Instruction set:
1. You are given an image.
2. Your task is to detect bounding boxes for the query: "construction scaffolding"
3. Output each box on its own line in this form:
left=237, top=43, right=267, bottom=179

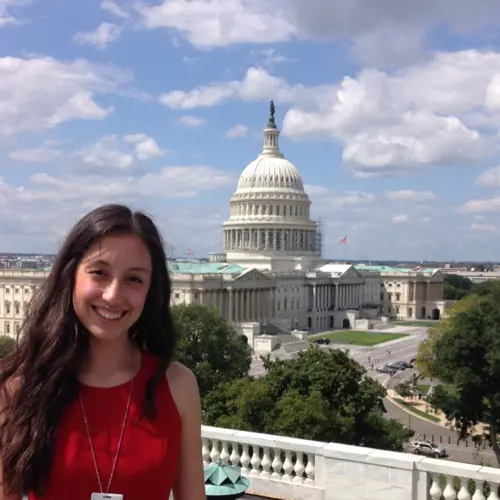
left=315, top=219, right=323, bottom=257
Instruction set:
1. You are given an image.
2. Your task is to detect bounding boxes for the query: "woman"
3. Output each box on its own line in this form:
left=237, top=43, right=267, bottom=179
left=0, top=204, right=206, bottom=500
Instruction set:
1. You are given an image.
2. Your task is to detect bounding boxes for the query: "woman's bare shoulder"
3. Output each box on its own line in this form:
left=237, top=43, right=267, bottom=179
left=166, top=362, right=200, bottom=416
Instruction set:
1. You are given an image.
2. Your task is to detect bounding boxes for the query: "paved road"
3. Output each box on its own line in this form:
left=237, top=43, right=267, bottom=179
left=384, top=397, right=496, bottom=465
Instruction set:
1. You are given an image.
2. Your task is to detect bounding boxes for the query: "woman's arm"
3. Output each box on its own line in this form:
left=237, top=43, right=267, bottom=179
left=167, top=363, right=206, bottom=500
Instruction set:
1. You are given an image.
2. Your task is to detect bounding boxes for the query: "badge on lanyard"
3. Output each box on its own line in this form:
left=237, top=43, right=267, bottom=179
left=91, top=494, right=124, bottom=500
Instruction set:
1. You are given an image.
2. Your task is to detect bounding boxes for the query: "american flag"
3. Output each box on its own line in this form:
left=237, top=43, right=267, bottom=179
left=338, top=235, right=347, bottom=244
left=186, top=249, right=194, bottom=256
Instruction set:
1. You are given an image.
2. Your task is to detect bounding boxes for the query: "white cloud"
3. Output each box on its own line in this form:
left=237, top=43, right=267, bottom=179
left=73, top=134, right=166, bottom=173
left=137, top=0, right=295, bottom=49
left=476, top=166, right=500, bottom=188
left=159, top=50, right=500, bottom=177
left=29, top=165, right=234, bottom=200
left=134, top=137, right=165, bottom=160
left=178, top=115, right=205, bottom=127
left=225, top=124, right=247, bottom=138
left=459, top=197, right=500, bottom=214
left=469, top=222, right=496, bottom=232
left=135, top=0, right=500, bottom=65
left=74, top=22, right=122, bottom=50
left=9, top=147, right=62, bottom=163
left=385, top=190, right=438, bottom=202
left=0, top=0, right=29, bottom=26
left=392, top=214, right=409, bottom=224
left=101, top=0, right=129, bottom=19
left=306, top=185, right=376, bottom=211
left=0, top=163, right=235, bottom=251
left=0, top=56, right=130, bottom=136
left=182, top=56, right=198, bottom=66
left=282, top=50, right=500, bottom=176
left=250, top=48, right=291, bottom=69
left=75, top=135, right=135, bottom=173
left=123, top=133, right=147, bottom=144
left=159, top=67, right=303, bottom=109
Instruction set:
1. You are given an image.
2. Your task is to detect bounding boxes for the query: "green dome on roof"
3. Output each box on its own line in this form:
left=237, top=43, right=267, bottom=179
left=204, top=459, right=250, bottom=499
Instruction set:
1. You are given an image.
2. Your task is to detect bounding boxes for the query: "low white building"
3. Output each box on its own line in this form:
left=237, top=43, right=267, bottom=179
left=356, top=265, right=445, bottom=320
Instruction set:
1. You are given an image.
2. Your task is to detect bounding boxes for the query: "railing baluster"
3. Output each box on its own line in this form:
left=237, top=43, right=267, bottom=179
left=209, top=439, right=220, bottom=464
left=229, top=442, right=240, bottom=467
left=443, top=475, right=457, bottom=500
left=473, top=481, right=486, bottom=500
left=271, top=447, right=283, bottom=479
left=292, top=451, right=305, bottom=484
left=220, top=440, right=230, bottom=465
left=429, top=473, right=443, bottom=500
left=240, top=443, right=251, bottom=474
left=202, top=438, right=210, bottom=465
left=458, top=478, right=472, bottom=500
left=260, top=446, right=272, bottom=478
left=250, top=445, right=261, bottom=476
left=282, top=450, right=294, bottom=482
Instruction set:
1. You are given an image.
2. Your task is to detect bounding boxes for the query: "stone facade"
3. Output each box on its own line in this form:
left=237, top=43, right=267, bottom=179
left=0, top=270, right=46, bottom=337
left=356, top=265, right=446, bottom=320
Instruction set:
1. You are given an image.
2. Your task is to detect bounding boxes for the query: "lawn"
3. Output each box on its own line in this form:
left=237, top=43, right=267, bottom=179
left=393, top=398, right=441, bottom=423
left=417, top=384, right=431, bottom=395
left=395, top=321, right=439, bottom=327
left=312, top=330, right=409, bottom=346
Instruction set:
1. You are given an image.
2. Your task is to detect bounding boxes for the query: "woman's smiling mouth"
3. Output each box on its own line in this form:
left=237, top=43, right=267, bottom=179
left=92, top=306, right=127, bottom=321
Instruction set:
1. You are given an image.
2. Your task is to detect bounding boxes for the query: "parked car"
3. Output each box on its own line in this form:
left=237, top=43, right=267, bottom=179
left=387, top=361, right=408, bottom=371
left=313, top=338, right=330, bottom=345
left=409, top=440, right=446, bottom=458
left=375, top=365, right=397, bottom=375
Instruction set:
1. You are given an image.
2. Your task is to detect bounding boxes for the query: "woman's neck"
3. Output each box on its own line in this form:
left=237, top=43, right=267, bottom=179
left=79, top=337, right=141, bottom=388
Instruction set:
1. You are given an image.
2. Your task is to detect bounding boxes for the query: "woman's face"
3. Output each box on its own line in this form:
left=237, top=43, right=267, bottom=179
left=73, top=234, right=152, bottom=343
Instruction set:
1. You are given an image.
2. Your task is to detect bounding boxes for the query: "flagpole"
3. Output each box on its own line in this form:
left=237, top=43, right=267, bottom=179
left=338, top=235, right=348, bottom=263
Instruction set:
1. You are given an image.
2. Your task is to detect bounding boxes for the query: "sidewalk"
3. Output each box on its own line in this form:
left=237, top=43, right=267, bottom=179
left=386, top=389, right=487, bottom=434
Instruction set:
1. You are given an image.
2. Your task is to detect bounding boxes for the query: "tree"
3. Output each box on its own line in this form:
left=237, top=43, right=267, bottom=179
left=204, top=347, right=409, bottom=451
left=0, top=336, right=15, bottom=359
left=417, top=282, right=500, bottom=465
left=443, top=274, right=474, bottom=300
left=394, top=380, right=413, bottom=399
left=172, top=303, right=252, bottom=399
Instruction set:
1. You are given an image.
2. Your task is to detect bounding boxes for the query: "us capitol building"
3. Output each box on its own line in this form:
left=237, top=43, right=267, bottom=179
left=0, top=104, right=446, bottom=350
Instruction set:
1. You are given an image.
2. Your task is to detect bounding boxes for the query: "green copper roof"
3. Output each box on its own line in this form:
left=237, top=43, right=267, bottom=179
left=355, top=264, right=436, bottom=275
left=204, top=459, right=250, bottom=497
left=168, top=261, right=247, bottom=274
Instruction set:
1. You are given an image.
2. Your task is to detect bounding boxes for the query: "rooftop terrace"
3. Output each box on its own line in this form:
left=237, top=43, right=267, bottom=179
left=202, top=425, right=500, bottom=500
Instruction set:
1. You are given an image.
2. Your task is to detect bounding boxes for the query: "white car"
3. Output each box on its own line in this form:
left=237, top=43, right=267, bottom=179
left=410, top=440, right=446, bottom=458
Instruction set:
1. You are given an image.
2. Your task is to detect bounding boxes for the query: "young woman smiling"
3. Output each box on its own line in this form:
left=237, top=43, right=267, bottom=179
left=0, top=204, right=205, bottom=500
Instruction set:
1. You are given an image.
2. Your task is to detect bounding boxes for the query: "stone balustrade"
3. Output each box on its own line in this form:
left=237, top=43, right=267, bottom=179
left=202, top=425, right=500, bottom=500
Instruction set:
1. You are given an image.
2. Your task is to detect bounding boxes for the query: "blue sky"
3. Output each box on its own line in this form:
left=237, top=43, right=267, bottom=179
left=1, top=0, right=500, bottom=261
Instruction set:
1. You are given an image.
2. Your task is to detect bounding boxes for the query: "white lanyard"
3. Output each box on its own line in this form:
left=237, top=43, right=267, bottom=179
left=79, top=380, right=134, bottom=495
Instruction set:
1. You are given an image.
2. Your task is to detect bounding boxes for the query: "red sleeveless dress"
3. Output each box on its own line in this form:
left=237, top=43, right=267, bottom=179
left=29, top=351, right=181, bottom=500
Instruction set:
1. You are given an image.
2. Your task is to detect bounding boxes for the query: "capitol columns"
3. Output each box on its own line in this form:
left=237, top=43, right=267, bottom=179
left=245, top=288, right=250, bottom=321
left=228, top=287, right=233, bottom=322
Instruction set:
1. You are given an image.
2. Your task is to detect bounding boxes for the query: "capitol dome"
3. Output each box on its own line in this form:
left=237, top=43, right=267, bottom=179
left=222, top=102, right=321, bottom=267
left=237, top=155, right=304, bottom=192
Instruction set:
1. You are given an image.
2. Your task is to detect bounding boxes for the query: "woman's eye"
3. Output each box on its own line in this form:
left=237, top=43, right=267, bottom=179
left=130, top=276, right=143, bottom=284
left=89, top=269, right=104, bottom=276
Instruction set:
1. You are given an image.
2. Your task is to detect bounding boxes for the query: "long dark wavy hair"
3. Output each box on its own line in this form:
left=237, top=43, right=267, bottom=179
left=0, top=204, right=177, bottom=496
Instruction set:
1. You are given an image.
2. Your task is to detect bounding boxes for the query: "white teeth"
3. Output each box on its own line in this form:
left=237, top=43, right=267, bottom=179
left=94, top=307, right=123, bottom=320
